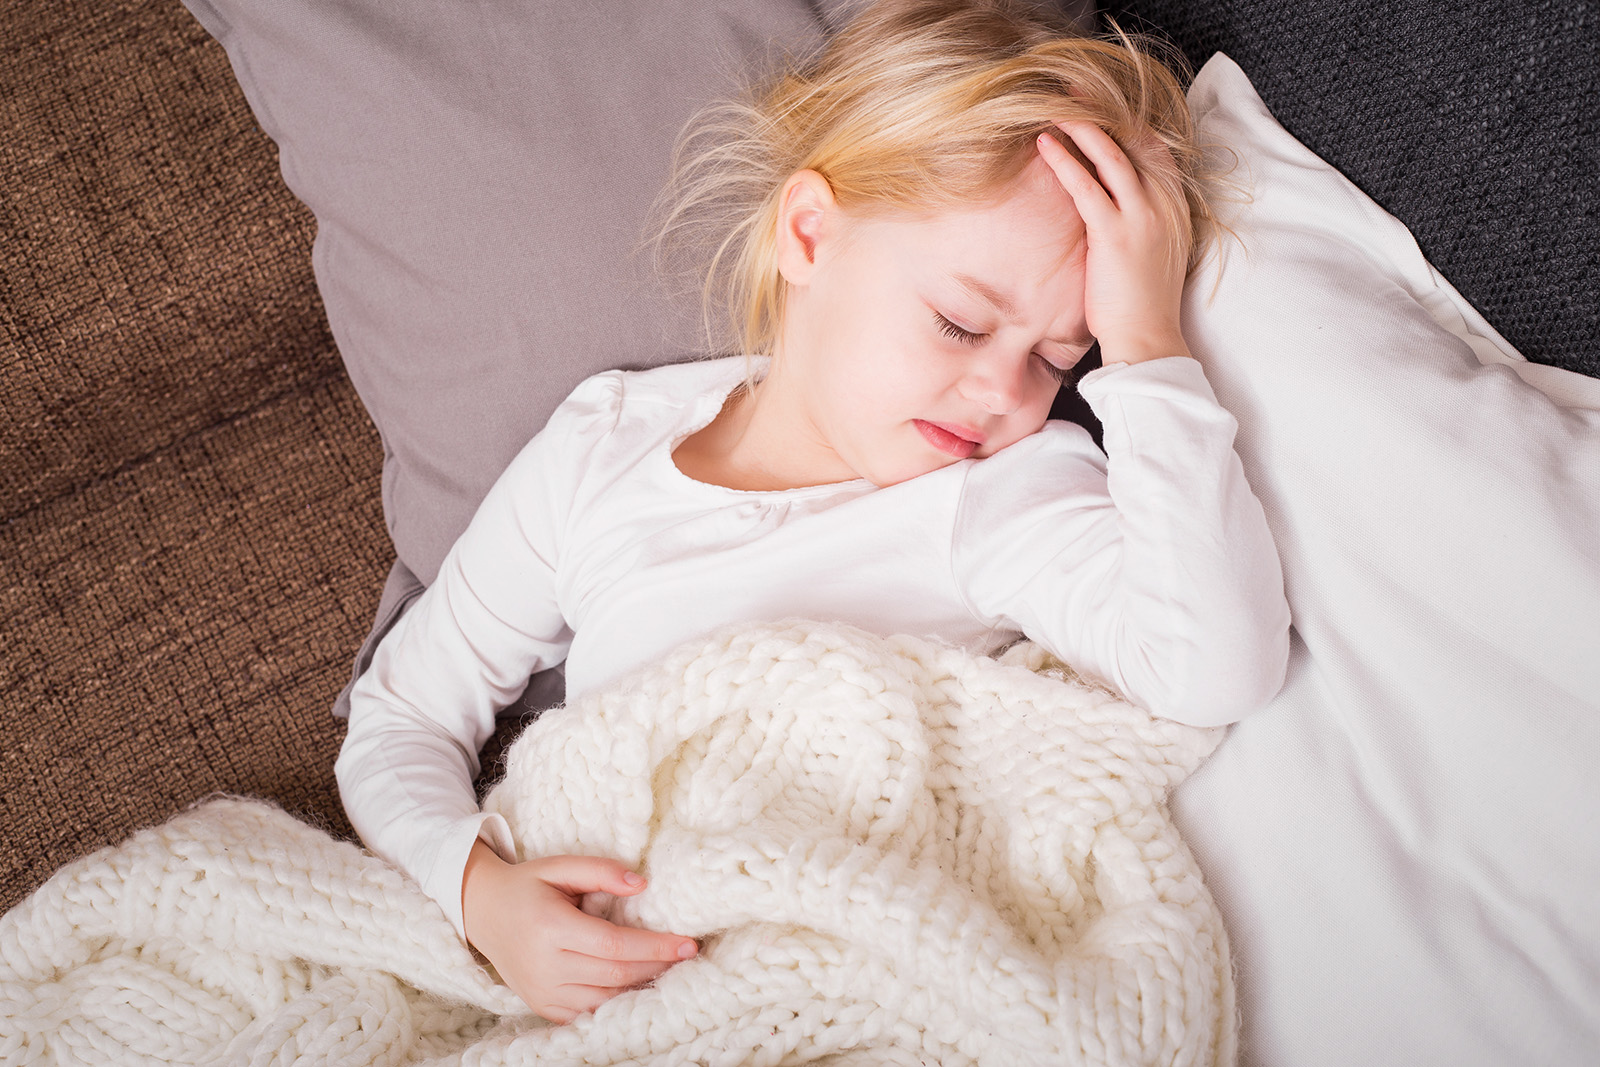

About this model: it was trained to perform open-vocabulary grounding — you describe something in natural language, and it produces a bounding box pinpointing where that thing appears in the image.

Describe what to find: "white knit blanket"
[2,622,1235,1066]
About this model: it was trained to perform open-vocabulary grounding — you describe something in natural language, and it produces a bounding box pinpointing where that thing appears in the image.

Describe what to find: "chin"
[866,456,958,488]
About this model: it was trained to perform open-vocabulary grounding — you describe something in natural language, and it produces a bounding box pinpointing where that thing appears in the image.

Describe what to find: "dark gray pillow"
[1103,0,1599,379]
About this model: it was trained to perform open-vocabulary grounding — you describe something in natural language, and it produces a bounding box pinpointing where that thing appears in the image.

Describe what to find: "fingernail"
[678,941,698,959]
[623,871,645,888]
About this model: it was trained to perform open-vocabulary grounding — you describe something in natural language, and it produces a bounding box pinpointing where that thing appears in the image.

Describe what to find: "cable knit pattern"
[1,621,1234,1065]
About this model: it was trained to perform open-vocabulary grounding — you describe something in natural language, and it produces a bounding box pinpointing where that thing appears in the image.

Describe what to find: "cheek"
[995,381,1059,447]
[1024,365,1064,410]
[833,320,926,398]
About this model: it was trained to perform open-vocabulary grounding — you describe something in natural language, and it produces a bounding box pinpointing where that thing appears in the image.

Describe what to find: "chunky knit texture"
[2,622,1233,1065]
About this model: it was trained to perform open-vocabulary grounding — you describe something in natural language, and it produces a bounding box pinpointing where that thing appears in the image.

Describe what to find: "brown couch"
[1,0,378,911]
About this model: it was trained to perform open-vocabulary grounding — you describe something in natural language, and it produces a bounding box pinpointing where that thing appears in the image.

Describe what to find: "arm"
[956,359,1290,727]
[334,401,579,937]
[334,371,698,1020]
[956,123,1290,724]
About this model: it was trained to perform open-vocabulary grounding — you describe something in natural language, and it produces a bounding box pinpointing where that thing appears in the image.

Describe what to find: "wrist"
[1097,330,1192,367]
[461,838,509,947]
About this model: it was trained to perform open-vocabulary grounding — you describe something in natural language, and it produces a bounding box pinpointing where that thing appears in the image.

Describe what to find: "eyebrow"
[949,271,1092,348]
[952,272,1020,320]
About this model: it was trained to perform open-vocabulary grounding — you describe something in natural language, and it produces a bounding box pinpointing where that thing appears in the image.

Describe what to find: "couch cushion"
[0,0,335,524]
[0,375,386,913]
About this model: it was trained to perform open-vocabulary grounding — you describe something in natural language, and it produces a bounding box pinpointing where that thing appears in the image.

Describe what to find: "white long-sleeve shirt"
[336,354,1290,937]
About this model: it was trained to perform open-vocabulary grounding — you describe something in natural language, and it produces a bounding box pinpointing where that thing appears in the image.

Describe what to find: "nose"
[958,350,1029,416]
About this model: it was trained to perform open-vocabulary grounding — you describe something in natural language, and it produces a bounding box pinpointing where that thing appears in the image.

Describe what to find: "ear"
[774,169,836,287]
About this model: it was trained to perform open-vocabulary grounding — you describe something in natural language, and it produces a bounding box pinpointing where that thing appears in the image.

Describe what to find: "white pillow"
[1173,54,1600,1065]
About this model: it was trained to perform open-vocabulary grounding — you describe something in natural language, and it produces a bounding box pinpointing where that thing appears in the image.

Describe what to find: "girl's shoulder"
[984,419,1105,473]
[546,355,752,448]
[613,355,754,417]
[952,418,1109,524]
[493,357,756,531]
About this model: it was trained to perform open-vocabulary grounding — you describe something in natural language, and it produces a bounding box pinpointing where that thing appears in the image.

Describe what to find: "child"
[336,0,1290,1025]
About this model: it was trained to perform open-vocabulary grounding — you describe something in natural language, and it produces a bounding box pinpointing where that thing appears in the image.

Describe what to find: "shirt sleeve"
[334,371,623,939]
[953,356,1291,727]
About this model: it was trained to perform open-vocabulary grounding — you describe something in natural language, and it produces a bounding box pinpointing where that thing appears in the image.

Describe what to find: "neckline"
[662,359,873,499]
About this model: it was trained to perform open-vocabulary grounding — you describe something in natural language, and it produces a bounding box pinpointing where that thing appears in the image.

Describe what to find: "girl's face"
[767,156,1093,488]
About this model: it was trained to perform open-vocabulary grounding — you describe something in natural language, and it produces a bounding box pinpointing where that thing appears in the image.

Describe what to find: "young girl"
[336,0,1290,1025]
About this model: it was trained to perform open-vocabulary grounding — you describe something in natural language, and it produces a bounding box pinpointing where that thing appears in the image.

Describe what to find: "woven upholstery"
[0,0,381,911]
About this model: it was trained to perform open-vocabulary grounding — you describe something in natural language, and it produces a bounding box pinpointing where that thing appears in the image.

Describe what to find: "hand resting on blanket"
[461,842,698,1023]
[0,622,1237,1065]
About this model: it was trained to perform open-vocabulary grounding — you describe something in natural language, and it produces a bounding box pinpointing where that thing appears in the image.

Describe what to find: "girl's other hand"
[1036,121,1192,366]
[460,839,698,1023]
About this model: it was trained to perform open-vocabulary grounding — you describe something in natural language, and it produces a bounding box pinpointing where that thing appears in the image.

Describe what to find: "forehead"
[853,157,1084,273]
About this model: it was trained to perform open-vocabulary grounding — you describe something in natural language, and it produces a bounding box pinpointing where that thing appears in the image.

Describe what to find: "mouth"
[914,419,985,459]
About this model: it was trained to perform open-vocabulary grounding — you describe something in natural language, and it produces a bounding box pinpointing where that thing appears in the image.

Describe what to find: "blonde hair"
[652,0,1214,359]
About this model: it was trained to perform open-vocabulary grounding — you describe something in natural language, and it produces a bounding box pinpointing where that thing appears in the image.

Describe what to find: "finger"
[1056,120,1145,209]
[536,1003,579,1025]
[1036,131,1116,225]
[547,985,629,1020]
[563,910,699,963]
[531,854,650,898]
[559,951,677,990]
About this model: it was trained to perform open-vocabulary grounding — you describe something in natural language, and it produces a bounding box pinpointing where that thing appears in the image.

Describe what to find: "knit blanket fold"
[2,621,1236,1066]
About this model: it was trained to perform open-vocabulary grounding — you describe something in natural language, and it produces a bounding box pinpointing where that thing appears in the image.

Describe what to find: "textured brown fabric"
[1,0,340,524]
[0,380,387,905]
[1,0,385,911]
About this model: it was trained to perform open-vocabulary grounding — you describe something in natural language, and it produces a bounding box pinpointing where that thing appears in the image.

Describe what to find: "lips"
[914,419,984,459]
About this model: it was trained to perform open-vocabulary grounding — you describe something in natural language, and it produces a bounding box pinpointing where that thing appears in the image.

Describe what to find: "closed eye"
[933,311,984,345]
[1035,351,1071,383]
[937,308,1072,382]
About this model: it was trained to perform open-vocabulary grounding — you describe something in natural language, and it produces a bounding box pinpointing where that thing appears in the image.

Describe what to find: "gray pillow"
[180,0,854,585]
[179,0,857,711]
